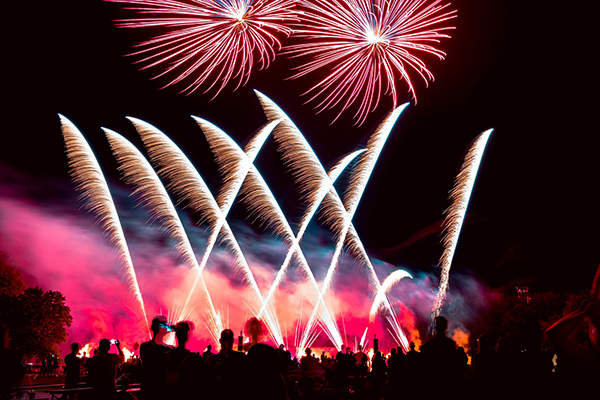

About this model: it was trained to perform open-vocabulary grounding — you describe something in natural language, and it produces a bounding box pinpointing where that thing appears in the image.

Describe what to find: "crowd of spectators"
[2,297,599,400]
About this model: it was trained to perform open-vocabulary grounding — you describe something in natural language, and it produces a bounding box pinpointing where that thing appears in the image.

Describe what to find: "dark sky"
[3,0,598,293]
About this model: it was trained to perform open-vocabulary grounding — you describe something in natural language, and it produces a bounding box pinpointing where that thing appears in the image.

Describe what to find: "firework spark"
[60,115,150,335]
[286,0,456,124]
[369,269,412,321]
[190,117,285,345]
[256,91,411,351]
[108,0,296,96]
[302,102,411,351]
[103,127,227,342]
[256,148,365,318]
[196,117,343,347]
[431,129,493,319]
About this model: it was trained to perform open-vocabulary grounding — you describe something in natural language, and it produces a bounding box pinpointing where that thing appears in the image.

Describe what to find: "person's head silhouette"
[71,342,80,354]
[98,339,110,353]
[150,315,171,344]
[219,329,235,352]
[175,321,194,348]
[435,316,449,336]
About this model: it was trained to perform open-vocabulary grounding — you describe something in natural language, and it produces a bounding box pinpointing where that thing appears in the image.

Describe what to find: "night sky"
[3,0,598,300]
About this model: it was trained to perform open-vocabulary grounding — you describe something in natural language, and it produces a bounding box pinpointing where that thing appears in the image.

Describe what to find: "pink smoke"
[1,169,489,358]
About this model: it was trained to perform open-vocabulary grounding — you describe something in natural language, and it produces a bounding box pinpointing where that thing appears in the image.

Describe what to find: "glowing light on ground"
[77,343,94,358]
[285,0,457,124]
[108,0,296,96]
[431,129,493,319]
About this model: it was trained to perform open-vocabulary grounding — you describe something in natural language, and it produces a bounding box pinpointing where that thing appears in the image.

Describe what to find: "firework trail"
[307,102,410,350]
[431,129,493,319]
[59,115,150,335]
[108,0,296,96]
[285,0,456,124]
[256,148,365,319]
[252,148,365,351]
[190,117,285,345]
[256,91,410,351]
[197,116,344,347]
[124,118,286,345]
[369,269,412,321]
[125,118,236,341]
[103,127,228,342]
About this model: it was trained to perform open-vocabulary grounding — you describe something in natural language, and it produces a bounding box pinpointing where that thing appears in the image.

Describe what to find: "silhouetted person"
[333,345,355,393]
[46,354,53,377]
[300,347,324,386]
[89,338,124,399]
[404,341,421,381]
[64,342,82,400]
[420,316,460,394]
[140,315,172,400]
[64,343,81,385]
[472,334,500,390]
[0,324,25,400]
[51,354,59,376]
[166,321,201,398]
[244,317,286,400]
[354,344,368,377]
[202,344,214,362]
[371,351,387,396]
[205,329,247,400]
[387,347,405,391]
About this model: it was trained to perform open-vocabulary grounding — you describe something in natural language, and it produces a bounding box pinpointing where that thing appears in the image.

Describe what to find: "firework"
[60,115,150,335]
[286,0,456,124]
[190,117,285,345]
[196,117,344,347]
[103,127,225,343]
[256,91,411,351]
[124,118,287,345]
[108,0,296,96]
[256,148,365,319]
[302,102,410,350]
[369,270,412,321]
[431,129,493,319]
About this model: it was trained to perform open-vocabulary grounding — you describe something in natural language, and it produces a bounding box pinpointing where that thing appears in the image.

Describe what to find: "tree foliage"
[0,254,72,361]
[0,254,26,297]
[463,289,593,352]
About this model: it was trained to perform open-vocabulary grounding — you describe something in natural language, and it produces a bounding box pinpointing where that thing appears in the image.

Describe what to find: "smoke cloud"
[1,167,491,357]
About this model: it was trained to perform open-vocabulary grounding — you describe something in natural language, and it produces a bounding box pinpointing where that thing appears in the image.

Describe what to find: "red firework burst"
[108,0,297,96]
[286,0,457,125]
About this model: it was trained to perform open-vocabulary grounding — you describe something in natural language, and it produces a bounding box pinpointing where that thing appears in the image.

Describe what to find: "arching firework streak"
[123,119,283,345]
[196,117,347,347]
[431,129,493,319]
[370,270,413,320]
[60,115,150,335]
[103,128,225,343]
[255,91,411,351]
[152,117,283,345]
[255,148,366,351]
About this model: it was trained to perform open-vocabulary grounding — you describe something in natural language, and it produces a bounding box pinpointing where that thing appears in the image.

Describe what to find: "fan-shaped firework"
[286,0,457,124]
[108,0,296,96]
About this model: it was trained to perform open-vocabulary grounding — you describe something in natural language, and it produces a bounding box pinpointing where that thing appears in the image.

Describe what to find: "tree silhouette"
[0,253,72,361]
